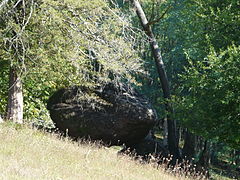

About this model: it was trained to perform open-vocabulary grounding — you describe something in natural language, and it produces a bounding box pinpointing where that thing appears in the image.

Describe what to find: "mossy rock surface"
[47,82,157,145]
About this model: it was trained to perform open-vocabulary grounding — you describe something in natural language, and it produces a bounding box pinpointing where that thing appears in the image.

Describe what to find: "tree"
[131,0,181,162]
[179,45,240,149]
[182,129,196,161]
[6,67,23,123]
[0,0,144,124]
[0,0,34,123]
[173,0,240,149]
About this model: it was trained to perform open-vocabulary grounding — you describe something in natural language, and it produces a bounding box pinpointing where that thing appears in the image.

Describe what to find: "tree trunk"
[197,140,210,168]
[236,150,240,166]
[6,67,23,124]
[132,0,180,163]
[182,129,196,161]
[0,114,3,123]
[163,117,168,147]
[177,126,182,145]
[210,142,217,165]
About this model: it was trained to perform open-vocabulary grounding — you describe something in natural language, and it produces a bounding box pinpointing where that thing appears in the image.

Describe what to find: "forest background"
[0,0,239,178]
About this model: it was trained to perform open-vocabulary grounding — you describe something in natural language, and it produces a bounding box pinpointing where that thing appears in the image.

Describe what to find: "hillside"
[0,123,189,180]
[1,0,239,179]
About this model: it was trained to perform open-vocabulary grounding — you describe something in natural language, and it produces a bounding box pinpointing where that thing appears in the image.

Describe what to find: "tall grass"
[0,123,192,180]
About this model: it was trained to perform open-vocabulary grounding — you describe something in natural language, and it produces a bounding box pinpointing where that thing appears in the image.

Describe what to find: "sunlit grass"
[0,123,190,180]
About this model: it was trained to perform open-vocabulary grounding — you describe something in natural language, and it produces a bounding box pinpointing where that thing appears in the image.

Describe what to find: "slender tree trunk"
[0,114,3,123]
[197,140,210,168]
[236,150,240,166]
[182,129,196,161]
[132,0,180,163]
[163,117,168,147]
[6,67,23,124]
[210,144,217,165]
[177,126,182,145]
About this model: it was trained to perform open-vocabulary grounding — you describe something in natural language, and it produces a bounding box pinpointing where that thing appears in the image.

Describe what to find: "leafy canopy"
[0,0,144,121]
[178,45,240,148]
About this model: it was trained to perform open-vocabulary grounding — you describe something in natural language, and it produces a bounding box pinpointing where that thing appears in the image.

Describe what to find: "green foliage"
[122,0,240,148]
[177,45,240,148]
[0,68,9,115]
[170,0,240,148]
[0,0,144,122]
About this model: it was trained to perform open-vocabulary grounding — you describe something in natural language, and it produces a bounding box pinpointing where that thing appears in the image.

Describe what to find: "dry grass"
[0,123,191,180]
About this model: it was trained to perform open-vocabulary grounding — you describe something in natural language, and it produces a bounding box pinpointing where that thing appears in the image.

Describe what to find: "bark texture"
[163,118,168,147]
[197,140,210,168]
[132,0,180,162]
[6,67,23,124]
[182,129,196,160]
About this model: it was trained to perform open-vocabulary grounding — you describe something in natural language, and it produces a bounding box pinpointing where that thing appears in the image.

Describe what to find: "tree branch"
[148,5,172,26]
[0,0,9,11]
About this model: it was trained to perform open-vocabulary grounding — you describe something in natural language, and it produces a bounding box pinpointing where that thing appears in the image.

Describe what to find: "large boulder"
[47,82,157,145]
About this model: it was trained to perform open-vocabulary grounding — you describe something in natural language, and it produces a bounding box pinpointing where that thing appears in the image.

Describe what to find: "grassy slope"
[0,123,190,180]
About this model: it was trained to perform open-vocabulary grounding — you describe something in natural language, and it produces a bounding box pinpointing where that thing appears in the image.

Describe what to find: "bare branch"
[148,5,172,26]
[0,0,9,11]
